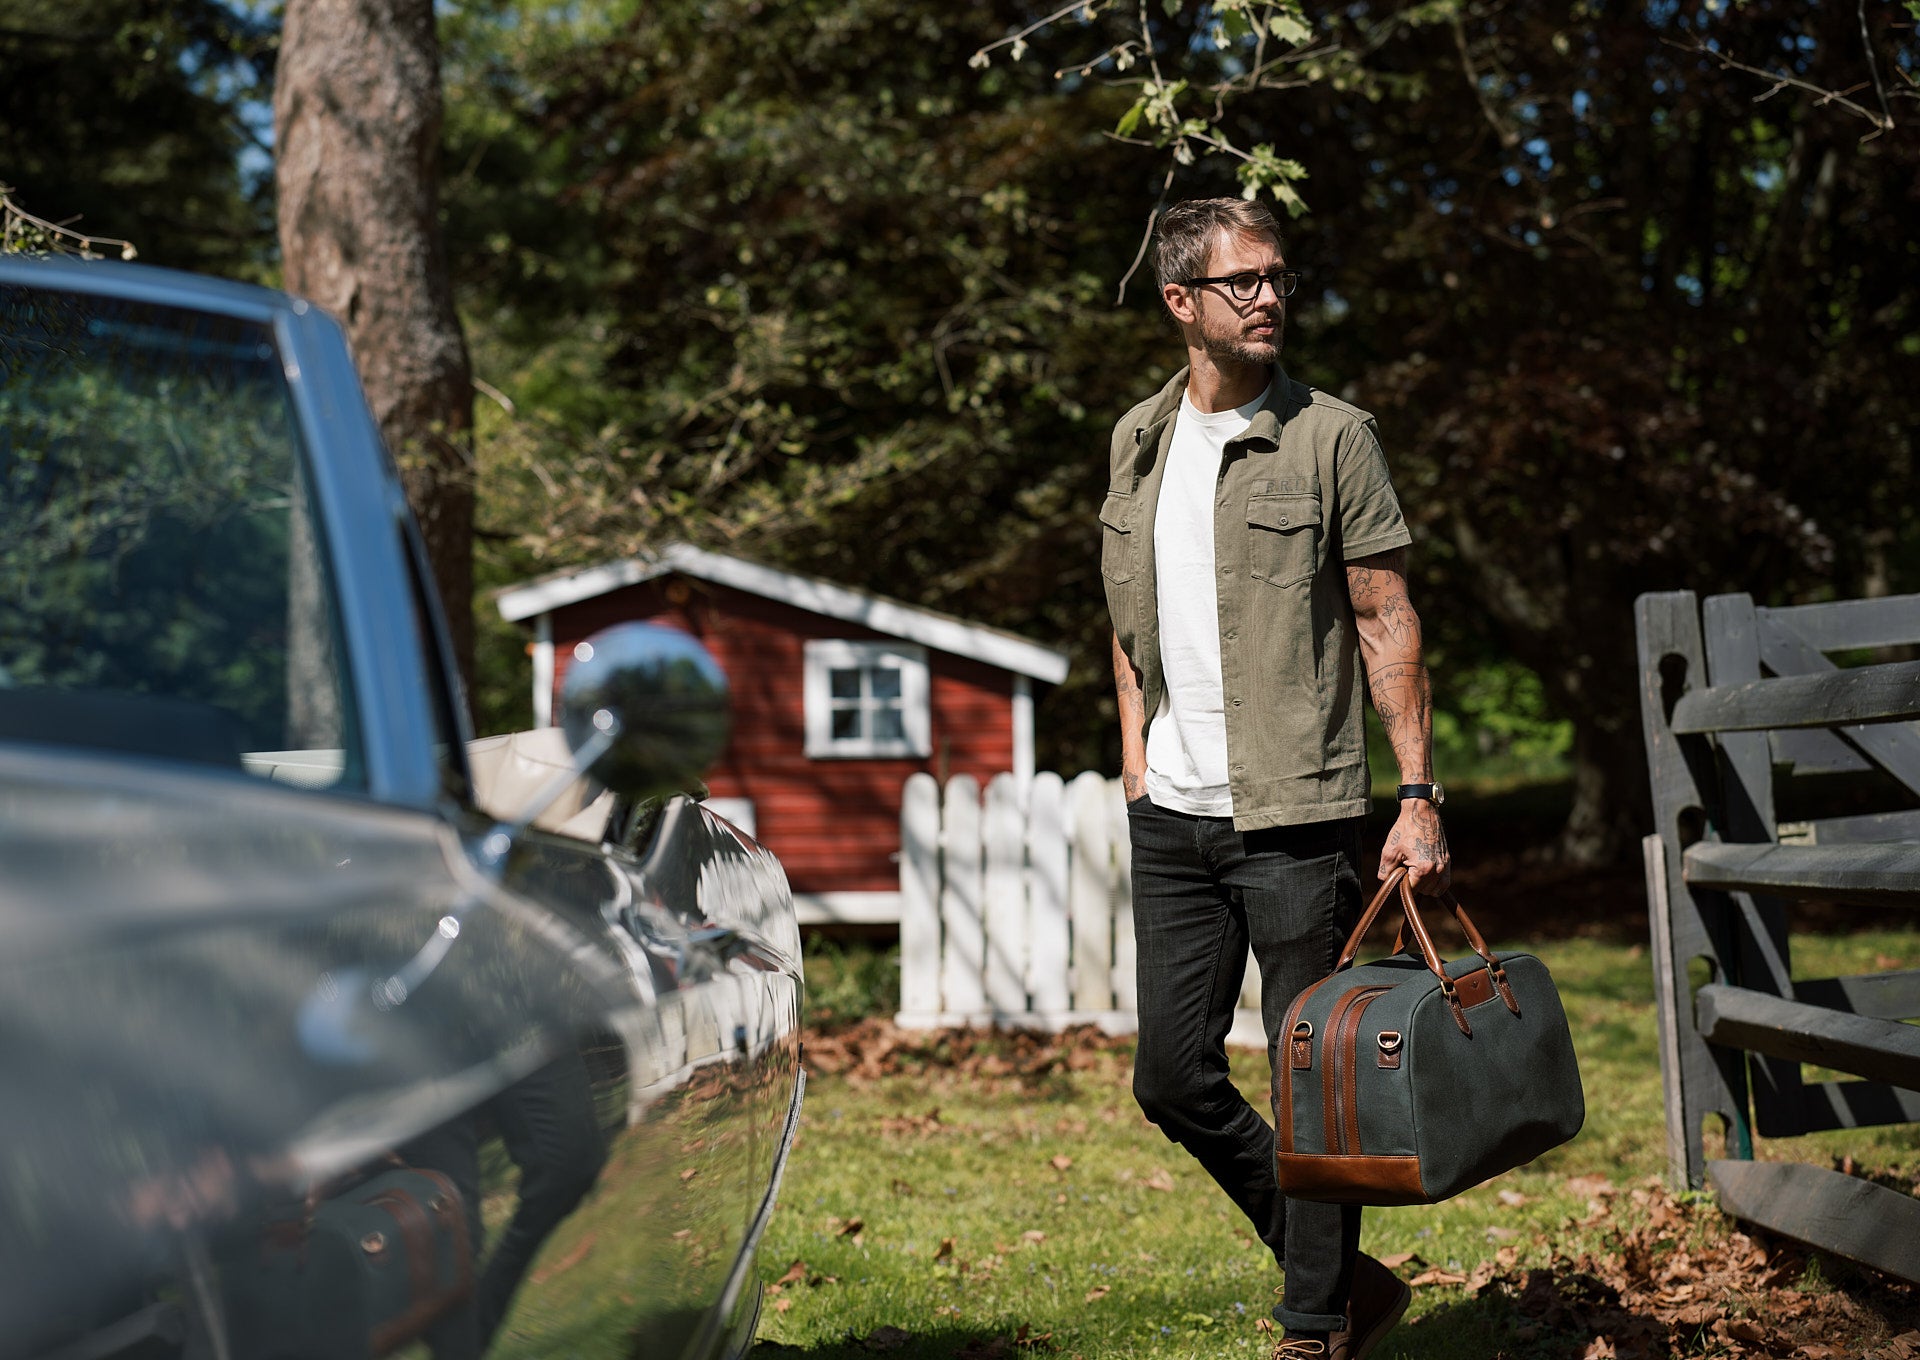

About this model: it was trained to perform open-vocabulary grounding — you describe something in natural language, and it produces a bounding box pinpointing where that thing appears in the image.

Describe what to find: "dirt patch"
[802,1019,1130,1085]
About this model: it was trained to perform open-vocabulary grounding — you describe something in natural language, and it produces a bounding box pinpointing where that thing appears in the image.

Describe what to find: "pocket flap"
[1100,491,1134,532]
[1246,493,1319,532]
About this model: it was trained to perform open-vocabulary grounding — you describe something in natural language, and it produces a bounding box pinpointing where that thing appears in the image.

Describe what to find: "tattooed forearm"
[1112,631,1149,801]
[1348,550,1432,785]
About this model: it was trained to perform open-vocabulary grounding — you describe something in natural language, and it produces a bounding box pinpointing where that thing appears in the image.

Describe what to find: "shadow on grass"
[753,1325,1055,1359]
[1385,1269,1669,1360]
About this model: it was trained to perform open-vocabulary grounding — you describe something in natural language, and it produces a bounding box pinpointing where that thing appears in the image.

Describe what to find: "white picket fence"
[894,771,1264,1047]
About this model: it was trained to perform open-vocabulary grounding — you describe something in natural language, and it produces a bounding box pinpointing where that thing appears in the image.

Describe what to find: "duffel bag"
[224,1164,473,1358]
[1273,867,1584,1206]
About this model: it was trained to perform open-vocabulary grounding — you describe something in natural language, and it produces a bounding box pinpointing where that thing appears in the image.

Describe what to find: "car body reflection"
[0,258,804,1360]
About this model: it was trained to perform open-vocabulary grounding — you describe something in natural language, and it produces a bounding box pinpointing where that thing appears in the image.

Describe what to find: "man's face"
[1183,229,1287,367]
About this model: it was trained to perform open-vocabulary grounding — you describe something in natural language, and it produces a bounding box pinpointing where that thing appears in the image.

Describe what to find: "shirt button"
[1277,516,1290,526]
[1225,629,1238,641]
[1231,764,1245,775]
[1232,698,1244,708]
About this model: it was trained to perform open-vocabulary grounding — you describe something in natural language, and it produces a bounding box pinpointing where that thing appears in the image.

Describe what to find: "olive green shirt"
[1101,366,1412,831]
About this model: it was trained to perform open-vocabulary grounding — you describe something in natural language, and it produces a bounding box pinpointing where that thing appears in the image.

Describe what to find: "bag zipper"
[1324,985,1390,1156]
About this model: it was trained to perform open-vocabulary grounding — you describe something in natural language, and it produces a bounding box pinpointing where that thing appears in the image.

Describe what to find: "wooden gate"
[894,770,1266,1046]
[1636,590,1920,1281]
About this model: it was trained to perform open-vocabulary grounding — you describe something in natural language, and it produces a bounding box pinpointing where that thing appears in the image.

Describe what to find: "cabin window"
[803,640,930,758]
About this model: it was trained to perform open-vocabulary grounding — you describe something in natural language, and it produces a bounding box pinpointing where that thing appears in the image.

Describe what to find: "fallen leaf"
[679,1168,700,1182]
[774,1298,792,1313]
[671,1229,692,1240]
[1497,1189,1529,1208]
[891,1179,915,1196]
[1484,1226,1519,1241]
[1050,1154,1073,1172]
[776,1260,807,1287]
[933,1236,955,1264]
[862,1325,912,1352]
[1581,1339,1617,1360]
[1084,1285,1110,1302]
[837,1217,866,1238]
[1564,1174,1615,1198]
[1021,1230,1047,1245]
[1144,1167,1176,1192]
[528,1231,595,1284]
[1377,1252,1423,1270]
[1408,1269,1469,1287]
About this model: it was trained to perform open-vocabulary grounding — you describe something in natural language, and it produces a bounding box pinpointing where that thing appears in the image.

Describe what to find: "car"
[0,256,804,1360]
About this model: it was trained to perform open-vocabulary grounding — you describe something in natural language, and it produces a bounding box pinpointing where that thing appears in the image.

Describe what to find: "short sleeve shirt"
[1100,365,1412,830]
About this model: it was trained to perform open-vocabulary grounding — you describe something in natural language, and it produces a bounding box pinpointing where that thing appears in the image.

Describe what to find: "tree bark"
[274,0,474,692]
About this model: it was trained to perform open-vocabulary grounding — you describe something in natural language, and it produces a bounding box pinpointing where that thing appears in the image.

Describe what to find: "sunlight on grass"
[748,931,1917,1359]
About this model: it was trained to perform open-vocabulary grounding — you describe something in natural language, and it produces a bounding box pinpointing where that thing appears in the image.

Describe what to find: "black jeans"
[1127,797,1365,1335]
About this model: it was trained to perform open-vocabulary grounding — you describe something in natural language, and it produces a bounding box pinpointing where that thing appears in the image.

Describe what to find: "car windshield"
[0,283,362,789]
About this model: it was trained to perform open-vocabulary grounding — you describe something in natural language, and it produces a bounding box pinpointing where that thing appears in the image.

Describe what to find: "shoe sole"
[1349,1280,1411,1360]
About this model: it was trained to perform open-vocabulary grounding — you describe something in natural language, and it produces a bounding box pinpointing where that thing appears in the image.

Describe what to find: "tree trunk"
[274,0,474,692]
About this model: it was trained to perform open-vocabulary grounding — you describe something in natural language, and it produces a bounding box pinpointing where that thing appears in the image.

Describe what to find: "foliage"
[443,0,1175,749]
[0,0,275,277]
[0,288,332,751]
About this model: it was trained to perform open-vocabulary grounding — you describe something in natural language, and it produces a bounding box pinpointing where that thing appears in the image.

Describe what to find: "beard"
[1201,309,1285,368]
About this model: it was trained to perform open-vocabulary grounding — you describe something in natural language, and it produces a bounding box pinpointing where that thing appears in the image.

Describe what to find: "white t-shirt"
[1144,382,1271,816]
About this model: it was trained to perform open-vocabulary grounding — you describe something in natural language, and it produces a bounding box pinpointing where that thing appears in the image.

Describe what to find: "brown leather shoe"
[1329,1253,1411,1360]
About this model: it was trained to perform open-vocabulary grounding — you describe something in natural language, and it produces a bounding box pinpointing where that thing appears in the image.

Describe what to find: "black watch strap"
[1397,782,1444,805]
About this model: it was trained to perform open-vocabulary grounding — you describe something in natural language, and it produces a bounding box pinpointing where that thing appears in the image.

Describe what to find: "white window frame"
[803,640,931,759]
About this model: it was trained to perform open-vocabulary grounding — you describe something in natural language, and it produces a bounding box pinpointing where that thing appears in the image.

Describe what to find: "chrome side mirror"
[559,622,729,802]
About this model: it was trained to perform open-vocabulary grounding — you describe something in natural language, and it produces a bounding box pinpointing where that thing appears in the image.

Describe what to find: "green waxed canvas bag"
[1273,869,1584,1205]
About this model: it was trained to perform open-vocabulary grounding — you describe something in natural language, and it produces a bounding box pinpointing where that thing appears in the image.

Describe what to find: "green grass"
[751,931,1920,1359]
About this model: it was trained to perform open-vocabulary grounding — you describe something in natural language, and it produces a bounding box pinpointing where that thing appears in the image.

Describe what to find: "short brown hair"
[1152,198,1284,305]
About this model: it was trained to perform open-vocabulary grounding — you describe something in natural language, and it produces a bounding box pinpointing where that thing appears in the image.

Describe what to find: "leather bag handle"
[1386,885,1522,1019]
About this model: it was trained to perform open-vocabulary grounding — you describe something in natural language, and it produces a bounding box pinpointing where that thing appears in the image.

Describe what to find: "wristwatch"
[1397,782,1445,806]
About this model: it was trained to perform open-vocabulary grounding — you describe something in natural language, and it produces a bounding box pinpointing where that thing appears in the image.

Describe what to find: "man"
[1101,198,1449,1358]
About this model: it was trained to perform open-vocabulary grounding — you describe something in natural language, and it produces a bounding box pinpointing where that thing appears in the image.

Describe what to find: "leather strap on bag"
[1336,871,1476,1036]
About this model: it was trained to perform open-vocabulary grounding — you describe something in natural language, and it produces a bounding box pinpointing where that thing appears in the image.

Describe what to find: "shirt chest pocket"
[1100,490,1137,584]
[1246,492,1320,589]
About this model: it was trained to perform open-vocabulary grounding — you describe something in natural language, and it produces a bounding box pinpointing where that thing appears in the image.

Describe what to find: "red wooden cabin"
[496,545,1070,924]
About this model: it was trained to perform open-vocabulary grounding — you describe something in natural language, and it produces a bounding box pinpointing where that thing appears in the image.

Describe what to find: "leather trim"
[1342,991,1389,1153]
[1276,973,1338,1155]
[1455,969,1495,1010]
[1275,1152,1428,1205]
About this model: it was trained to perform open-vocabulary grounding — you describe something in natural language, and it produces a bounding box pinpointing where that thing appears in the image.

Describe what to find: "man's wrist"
[1396,781,1444,806]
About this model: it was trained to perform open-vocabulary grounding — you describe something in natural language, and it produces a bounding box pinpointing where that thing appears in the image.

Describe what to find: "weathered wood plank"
[1709,1160,1920,1283]
[1684,841,1920,906]
[1696,983,1920,1090]
[1668,659,1920,735]
[1757,615,1920,797]
[983,772,1029,1017]
[939,774,986,1015]
[1108,778,1137,1013]
[1636,589,1753,1184]
[1793,1079,1920,1132]
[1644,834,1695,1187]
[1761,594,1920,653]
[1805,808,1920,845]
[1703,594,1808,1138]
[896,772,943,1024]
[1795,969,1920,1021]
[1771,727,1874,776]
[1067,772,1114,1011]
[1027,772,1071,1014]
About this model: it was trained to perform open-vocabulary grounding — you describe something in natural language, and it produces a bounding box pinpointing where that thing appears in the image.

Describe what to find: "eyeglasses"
[1184,268,1302,301]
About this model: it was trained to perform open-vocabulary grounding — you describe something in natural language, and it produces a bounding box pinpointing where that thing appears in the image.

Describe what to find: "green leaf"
[1115,97,1147,138]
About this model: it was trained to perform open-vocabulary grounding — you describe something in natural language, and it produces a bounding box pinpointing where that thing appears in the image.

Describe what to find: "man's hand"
[1380,797,1451,895]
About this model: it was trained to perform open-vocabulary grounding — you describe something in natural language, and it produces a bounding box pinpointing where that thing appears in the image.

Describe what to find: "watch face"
[1432,781,1445,806]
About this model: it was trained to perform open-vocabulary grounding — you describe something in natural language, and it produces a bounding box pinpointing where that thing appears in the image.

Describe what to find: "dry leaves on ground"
[803,1020,1129,1086]
[1435,1179,1920,1358]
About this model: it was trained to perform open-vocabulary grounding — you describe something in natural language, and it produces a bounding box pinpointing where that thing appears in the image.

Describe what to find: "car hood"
[0,747,633,1330]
